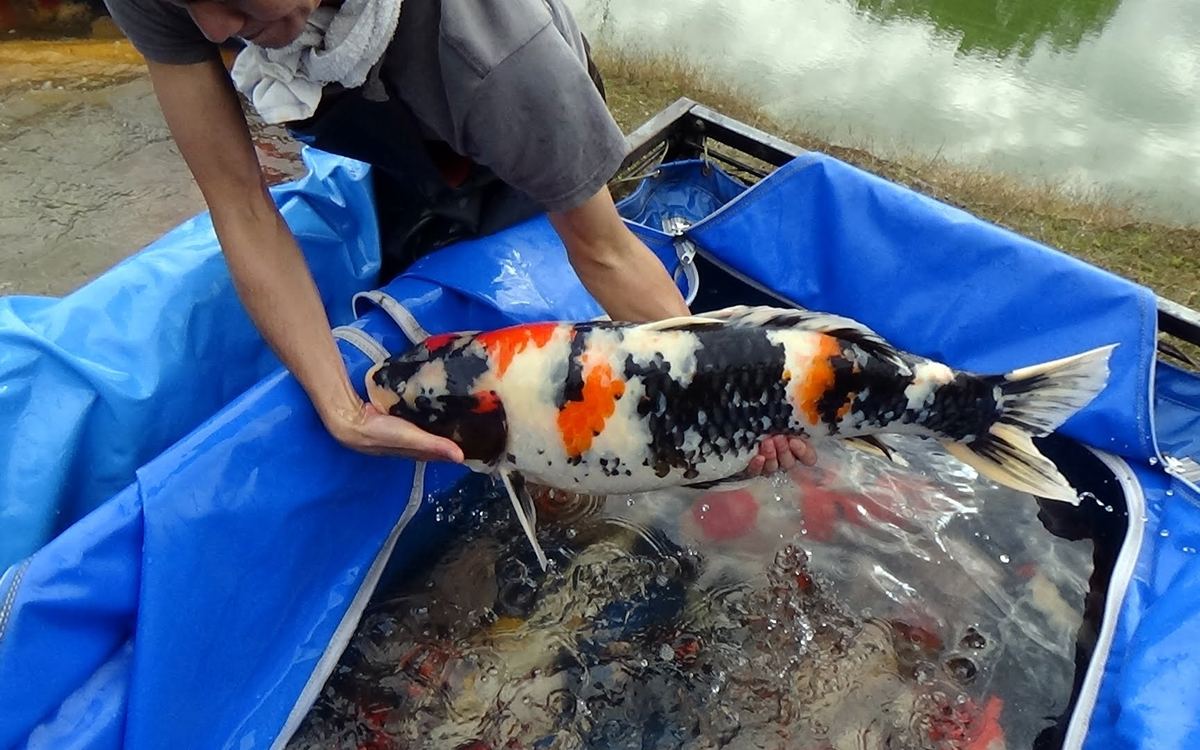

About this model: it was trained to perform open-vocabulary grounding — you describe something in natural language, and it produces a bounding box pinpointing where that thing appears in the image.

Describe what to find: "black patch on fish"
[373,338,492,406]
[624,327,794,477]
[814,347,859,434]
[839,348,999,440]
[442,347,492,393]
[917,372,999,439]
[374,338,507,462]
[560,326,590,409]
[556,322,624,411]
[388,391,508,464]
[810,340,929,433]
[826,346,921,430]
[597,455,626,478]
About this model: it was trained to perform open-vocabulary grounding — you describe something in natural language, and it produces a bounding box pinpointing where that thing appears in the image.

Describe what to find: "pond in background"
[569,0,1200,225]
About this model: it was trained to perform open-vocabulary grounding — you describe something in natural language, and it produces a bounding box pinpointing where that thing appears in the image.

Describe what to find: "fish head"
[365,333,509,464]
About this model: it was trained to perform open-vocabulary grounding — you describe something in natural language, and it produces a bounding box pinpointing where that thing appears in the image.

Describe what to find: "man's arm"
[548,186,690,322]
[549,185,818,474]
[144,58,463,462]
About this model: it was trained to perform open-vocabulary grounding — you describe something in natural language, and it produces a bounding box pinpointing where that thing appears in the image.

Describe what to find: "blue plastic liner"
[0,149,382,571]
[1,146,1199,750]
[680,153,1159,461]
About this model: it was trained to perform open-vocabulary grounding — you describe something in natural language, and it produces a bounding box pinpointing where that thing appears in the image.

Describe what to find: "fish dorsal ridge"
[641,304,907,366]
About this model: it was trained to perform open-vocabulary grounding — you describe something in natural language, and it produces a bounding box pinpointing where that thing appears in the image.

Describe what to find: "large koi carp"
[366,305,1116,568]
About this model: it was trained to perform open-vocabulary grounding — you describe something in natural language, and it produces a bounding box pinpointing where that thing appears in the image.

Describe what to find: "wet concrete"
[0,38,307,297]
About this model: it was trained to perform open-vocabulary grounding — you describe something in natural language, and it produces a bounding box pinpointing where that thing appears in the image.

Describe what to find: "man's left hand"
[745,435,818,477]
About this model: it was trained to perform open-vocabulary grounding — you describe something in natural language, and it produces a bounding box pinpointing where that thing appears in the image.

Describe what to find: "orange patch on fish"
[472,390,501,414]
[421,332,458,352]
[793,335,844,425]
[476,322,561,377]
[557,353,626,458]
[836,393,855,420]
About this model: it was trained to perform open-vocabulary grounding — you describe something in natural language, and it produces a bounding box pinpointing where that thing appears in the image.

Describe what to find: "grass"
[593,45,1200,315]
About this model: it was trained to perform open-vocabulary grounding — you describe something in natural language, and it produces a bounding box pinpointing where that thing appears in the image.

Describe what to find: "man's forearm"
[568,227,690,322]
[549,187,690,323]
[213,205,359,428]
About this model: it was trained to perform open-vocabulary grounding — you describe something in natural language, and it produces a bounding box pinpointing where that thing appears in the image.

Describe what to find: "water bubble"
[1167,490,1175,497]
[960,628,987,650]
[626,498,636,507]
[945,656,978,684]
[1185,546,1197,554]
[999,554,1010,564]
[1150,457,1159,466]
[700,503,711,513]
[1161,529,1172,538]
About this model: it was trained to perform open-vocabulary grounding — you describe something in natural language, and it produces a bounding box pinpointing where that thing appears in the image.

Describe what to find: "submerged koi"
[366,305,1116,569]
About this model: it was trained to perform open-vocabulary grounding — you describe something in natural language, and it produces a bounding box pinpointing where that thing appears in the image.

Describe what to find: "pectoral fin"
[498,469,550,570]
[841,435,909,467]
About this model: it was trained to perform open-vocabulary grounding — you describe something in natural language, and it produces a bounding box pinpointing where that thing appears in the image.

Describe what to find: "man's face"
[181,0,322,48]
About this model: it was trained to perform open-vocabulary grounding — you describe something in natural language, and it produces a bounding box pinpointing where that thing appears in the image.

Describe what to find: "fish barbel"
[366,305,1116,568]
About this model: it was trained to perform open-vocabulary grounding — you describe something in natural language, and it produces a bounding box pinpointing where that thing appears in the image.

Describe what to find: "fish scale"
[628,335,795,479]
[366,304,1117,570]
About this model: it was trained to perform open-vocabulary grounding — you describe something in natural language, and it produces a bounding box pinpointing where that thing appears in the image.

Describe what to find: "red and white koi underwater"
[366,305,1116,569]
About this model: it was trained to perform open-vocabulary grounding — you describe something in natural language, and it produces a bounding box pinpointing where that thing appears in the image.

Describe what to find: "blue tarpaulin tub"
[1,107,1198,749]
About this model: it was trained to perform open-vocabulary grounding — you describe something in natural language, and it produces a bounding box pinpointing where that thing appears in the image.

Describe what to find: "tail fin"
[942,344,1117,504]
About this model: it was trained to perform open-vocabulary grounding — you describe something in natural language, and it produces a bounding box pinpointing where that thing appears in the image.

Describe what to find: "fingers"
[371,416,464,463]
[773,435,796,472]
[790,436,818,467]
[743,453,767,477]
[747,435,819,478]
[757,435,780,475]
[336,404,465,463]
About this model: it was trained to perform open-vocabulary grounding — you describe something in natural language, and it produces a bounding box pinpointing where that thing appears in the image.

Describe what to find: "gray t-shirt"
[101,0,628,212]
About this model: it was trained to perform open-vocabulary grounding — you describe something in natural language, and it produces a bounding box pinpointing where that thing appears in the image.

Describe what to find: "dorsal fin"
[692,304,908,367]
[635,314,730,332]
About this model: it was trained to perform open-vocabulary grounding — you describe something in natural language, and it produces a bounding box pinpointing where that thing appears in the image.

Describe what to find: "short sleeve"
[456,23,629,213]
[103,0,221,65]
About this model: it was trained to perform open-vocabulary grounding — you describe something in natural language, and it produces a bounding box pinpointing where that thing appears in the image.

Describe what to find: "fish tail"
[941,344,1117,504]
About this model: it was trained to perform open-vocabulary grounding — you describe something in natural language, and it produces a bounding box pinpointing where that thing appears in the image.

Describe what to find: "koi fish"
[365,305,1116,569]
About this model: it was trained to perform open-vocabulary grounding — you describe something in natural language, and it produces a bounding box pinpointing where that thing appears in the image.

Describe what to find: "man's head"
[173,0,323,48]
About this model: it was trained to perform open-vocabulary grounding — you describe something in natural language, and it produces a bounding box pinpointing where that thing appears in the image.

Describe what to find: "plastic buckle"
[662,216,700,307]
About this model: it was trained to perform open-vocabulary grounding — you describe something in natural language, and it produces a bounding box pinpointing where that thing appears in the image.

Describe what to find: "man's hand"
[321,398,464,463]
[745,435,819,477]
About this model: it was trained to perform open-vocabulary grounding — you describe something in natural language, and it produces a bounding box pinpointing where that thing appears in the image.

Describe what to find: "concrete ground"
[0,36,307,297]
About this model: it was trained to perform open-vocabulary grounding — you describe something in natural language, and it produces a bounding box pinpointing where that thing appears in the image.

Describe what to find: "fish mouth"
[364,362,402,415]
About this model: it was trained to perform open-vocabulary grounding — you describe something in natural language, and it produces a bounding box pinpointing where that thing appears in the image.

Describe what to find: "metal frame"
[617,97,1200,351]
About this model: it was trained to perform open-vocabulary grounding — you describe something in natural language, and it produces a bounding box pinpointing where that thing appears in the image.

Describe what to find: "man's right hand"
[146,58,466,466]
[320,394,465,463]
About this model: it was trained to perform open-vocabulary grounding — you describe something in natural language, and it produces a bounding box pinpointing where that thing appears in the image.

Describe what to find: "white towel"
[230,0,403,125]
